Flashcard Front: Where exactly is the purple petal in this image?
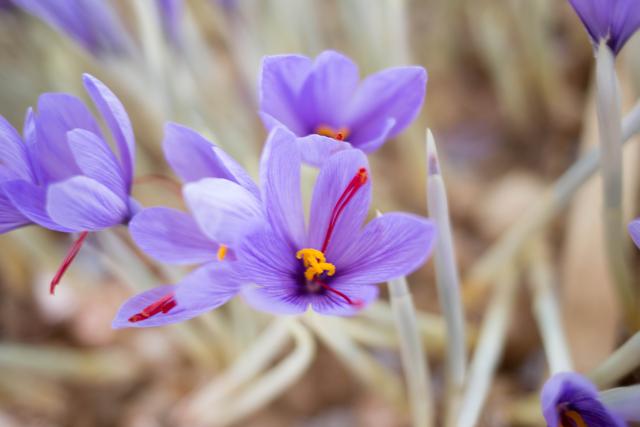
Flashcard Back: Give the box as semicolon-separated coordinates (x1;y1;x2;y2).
307;149;371;262
67;129;127;200
260;127;306;249
298;50;360;132
336;213;436;285
628;219;640;249
2;180;72;232
162;123;259;197
183;178;263;245
0;115;33;181
46;176;129;231
82;74;135;191
112;263;240;329
309;280;379;316
345;66;427;150
237;226;306;315
296;133;354;167
0;191;30;233
568;0;640;54
129;207;219;264
259;54;313;135
541;372;625;427
30;93;100;182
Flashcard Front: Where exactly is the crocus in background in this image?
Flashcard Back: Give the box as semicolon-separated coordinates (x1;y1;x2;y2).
259;50;427;165
112;122;263;328
12;0;133;56
0;74;138;294
568;0;640;55
113;127;436;327
156;0;183;46
541;372;632;426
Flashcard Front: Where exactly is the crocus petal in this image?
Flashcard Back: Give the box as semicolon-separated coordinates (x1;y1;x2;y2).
67;129;127;200
129;207;219;264
30;93;100;182
2;180;72;232
260;127;306;249
307;148;371;262
336;213;436;285
298;50;360;132
162;123;259;197
47;176;129;231
82;74;135;191
296;133;353;167
112;263;240;329
345;66;426;150
259;54;313;135
183;178;263;245
541;372;625;427
601;385;640;422
0;192;30;233
569;0;640;54
0;115;33;181
238;226;307;315
628;219;640;249
309;280;378;316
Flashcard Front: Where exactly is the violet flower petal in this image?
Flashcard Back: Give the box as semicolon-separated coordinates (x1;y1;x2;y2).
298;50;360;131
259;54;313;136
46;176;129;231
183;178;263;245
307;148;371;261
129;207;219;265
0;191;30;233
67;129;127;200
259;127;306;249
336;213;436;285
628;218;640;249
541;372;626;427
112;263;240;329
345;66;427;149
82;74;135;192
568;0;640;54
295;133;353;167
309;279;379;316
2;180;73;232
162;122;259;197
0;115;33;181
31;93;100;182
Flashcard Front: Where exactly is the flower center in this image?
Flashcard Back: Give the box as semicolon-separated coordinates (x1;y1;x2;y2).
315;125;349;141
217;244;228;261
559;408;587;427
128;293;177;323
296;248;336;281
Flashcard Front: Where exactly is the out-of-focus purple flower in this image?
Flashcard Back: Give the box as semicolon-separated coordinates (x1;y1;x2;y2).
156;0;182;46
0;74;137;292
112;123;262;328
113;127;436;327
541;372;626;426
628;219;640;249
259;50;427;165
568;0;640;55
13;0;132;56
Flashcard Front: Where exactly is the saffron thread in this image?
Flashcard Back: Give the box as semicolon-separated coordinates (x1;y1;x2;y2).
50;231;89;295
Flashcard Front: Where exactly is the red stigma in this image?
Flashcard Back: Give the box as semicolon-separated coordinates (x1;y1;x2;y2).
50;231;89;295
336;132;345;141
314;279;363;307
320;167;368;253
128;293;177;323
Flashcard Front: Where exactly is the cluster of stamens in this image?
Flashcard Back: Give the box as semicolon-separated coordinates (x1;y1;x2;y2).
558;405;587;427
296;248;336;281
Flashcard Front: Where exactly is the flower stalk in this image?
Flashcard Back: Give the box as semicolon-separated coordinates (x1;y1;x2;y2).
425;130;467;425
387;274;434;427
594;41;638;328
589;330;640;389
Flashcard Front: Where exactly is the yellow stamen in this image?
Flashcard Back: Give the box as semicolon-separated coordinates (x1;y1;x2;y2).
217;244;228;261
315;125;350;141
561;410;587;427
296;248;336;281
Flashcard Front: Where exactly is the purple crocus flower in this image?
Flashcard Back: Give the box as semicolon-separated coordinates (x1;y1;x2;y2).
156;0;183;46
13;0;132;56
0;74;137;293
113;127;435;326
541;372;626;426
568;0;640;55
259;50;427;165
